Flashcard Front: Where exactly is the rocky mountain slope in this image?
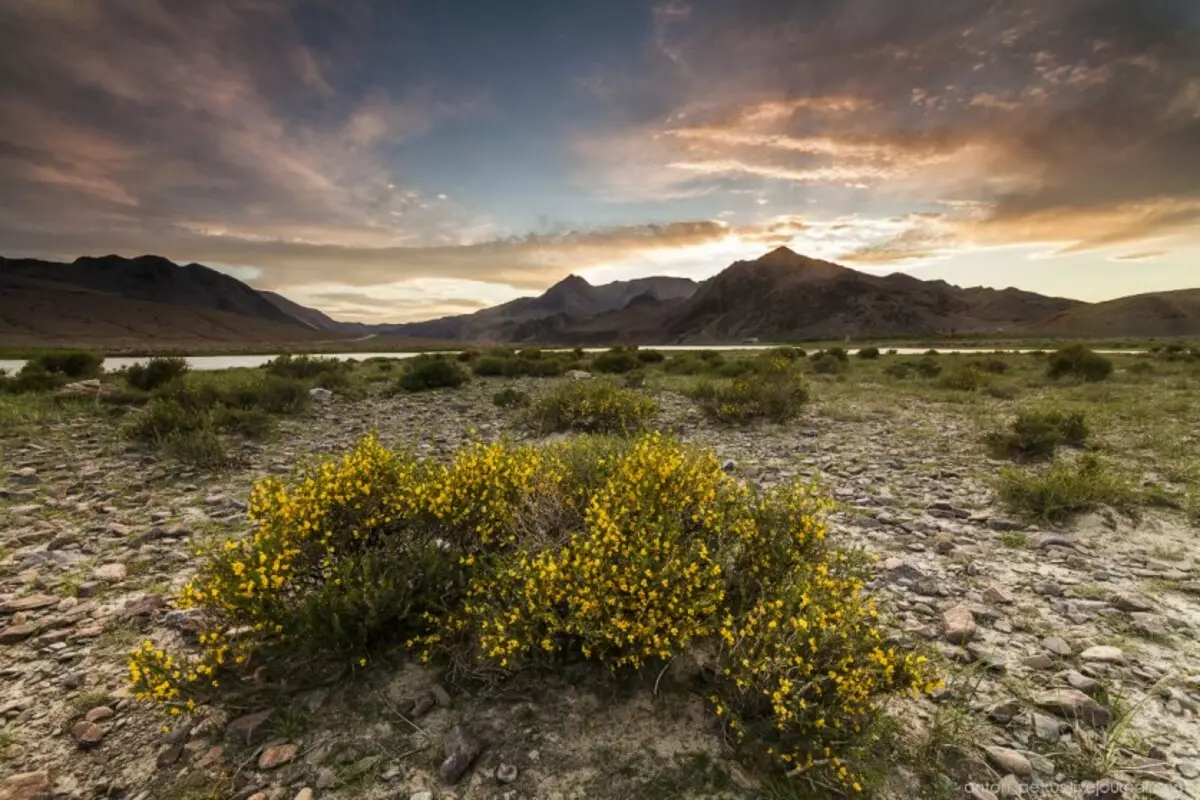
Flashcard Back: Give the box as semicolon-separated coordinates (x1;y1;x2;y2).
1031;289;1200;338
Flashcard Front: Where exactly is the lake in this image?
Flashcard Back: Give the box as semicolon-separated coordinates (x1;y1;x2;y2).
0;345;1145;374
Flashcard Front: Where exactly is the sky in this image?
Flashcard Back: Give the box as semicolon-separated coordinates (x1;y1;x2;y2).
0;0;1197;322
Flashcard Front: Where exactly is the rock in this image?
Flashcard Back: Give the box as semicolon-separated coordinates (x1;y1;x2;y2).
1029;533;1074;549
0;623;36;644
227;709;274;745
495;763;518;784
84;705;114;723
92;563;127;581
1063;669;1101;695
968;785;999;800
430;683;453;708
294;789;315;800
1021;654;1055;670
1176;762;1198;779
309;387;333;402
1080;645;1125;663
57;379;116;397
987;518;1024;531
983;587;1013;605
71;719;105;748
411;793;433;800
116;594;166;620
984;746;1033;777
942;605;976;644
258;742;300;769
1110;592;1153;612
0;594;58;613
1034;580;1063;597
1034;688;1110;727
565;370;591;380
440;723;483;785
1042;636;1073;657
1130;612;1167;638
0;770;51;800
996;773;1023;797
1031;712;1063;743
411;694;436;718
987;700;1024;724
934;539;955;554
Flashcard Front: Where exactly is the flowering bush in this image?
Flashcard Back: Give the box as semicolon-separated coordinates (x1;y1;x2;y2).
129;432;931;793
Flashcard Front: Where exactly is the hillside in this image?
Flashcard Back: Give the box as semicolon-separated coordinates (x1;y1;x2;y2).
1030;289;1200;338
0;272;339;350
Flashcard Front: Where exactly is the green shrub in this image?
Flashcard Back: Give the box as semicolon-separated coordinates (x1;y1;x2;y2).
924;349;940;357
883;362;912;379
1127;361;1155;376
810;352;846;374
824;347;849;362
34;350;103;378
492;387;530;408
970;358;1009;374
857;346;880;360
125;357;190;391
985;409;1089;461
527;380;657;434
264;354;343;380
397;356;468;391
471;356;563;378
221;375;311;414
716;360;755;378
996;454;1137;523
913;357;942;378
591;349;639;374
937;365;988;391
1046;345;1113;382
635;349;665;364
663;355;710;375
1;364;68;394
214;407;275;439
685;369;808;424
162;429;227;468
770;346;805;360
126;398;210;444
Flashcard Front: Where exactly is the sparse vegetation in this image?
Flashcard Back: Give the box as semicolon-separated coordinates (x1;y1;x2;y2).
809;351;847;374
31;349;104;378
857;346;880;359
592;348;640;374
996;453;1138;523
492;387;530;408
685;357;809;423
527;379;657;434
985;409;1089;461
1046;344;1114;382
395;355;468;392
125;357;190;391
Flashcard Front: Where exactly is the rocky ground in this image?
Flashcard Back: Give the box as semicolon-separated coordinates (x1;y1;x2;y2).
1;374;1198;800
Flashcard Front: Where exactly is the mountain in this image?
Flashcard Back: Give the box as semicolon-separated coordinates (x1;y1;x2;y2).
1;254;302;327
387;274;699;342
0;271;338;350
1030;289;1200;338
659;247;1085;341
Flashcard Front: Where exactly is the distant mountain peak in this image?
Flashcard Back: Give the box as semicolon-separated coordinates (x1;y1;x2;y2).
549;273;592;290
759;245;801;261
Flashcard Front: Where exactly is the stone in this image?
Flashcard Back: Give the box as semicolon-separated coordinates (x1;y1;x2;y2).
1029;533;1074;549
84;705;114;723
430;683;453;708
934;539;955;554
1063;669;1101;695
294;789;315;800
0;770;51;800
411;793;433;800
92;563;127;581
1021;654;1055;670
986;700;1024;724
942;605;976;644
1034;580;1063;597
967;785;999;800
258;742;300;769
71;719;105;748
0;594;58;613
117;594;166;620
11;467;38;484
227;709;274;745
495;763;518;784
984;746;1033;777
996;773;1023;797
0;624;36;644
1031;712;1063;743
1034;688;1110;727
987;517;1023;531
1042;636;1073;657
983;587;1013;605
1110;592;1153;612
565;370;591;380
1080;645;1125;663
440;723;483;785
309;387;333;402
1175;762;1198;779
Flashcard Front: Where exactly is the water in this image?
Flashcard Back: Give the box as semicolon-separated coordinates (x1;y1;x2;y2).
0;345;1144;374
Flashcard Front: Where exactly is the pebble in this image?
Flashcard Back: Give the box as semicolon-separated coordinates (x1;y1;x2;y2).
71;720;105;748
440;723;483;785
984;746;1033;777
942;605;976;644
1079;645;1125;663
258;742;300;770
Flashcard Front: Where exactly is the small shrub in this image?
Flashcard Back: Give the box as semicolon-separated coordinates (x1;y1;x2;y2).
857;346;880;360
162;429;227;468
1127;361;1155;376
264;354;343;380
883;362;912;379
1046;345;1113;382
126;357;190;391
996;454;1137;524
34;350;103;378
913;357;942;378
397;356;468;392
492;387;530;408
970;358;1009;375
809;352;846;374
214;407;275;439
635;349;665;364
126;398;209;443
885;349;898;355
985;409;1089;461
623;370;647;388
770;346;805;360
825;347;849;362
663;355;710;375
685;359;809;424
527;380;657;434
471;356;563;378
1;364;67;393
222;375;311;414
456;349;480;363
716;360;755;378
591;349;639;374
938;365;988;391
924;349;940;357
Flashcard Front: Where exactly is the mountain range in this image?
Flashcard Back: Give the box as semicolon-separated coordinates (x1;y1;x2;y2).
1;249;1197;350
